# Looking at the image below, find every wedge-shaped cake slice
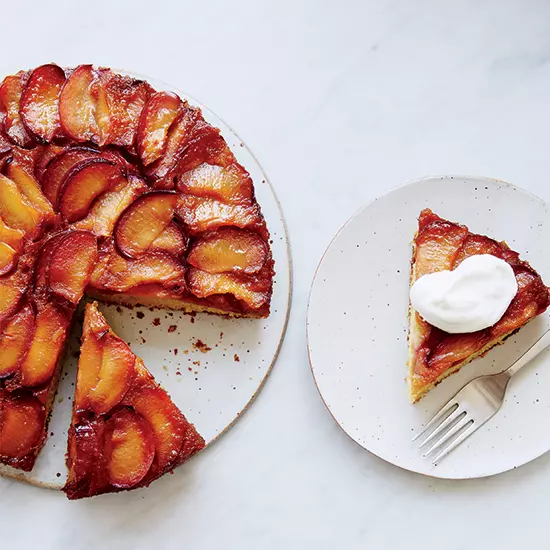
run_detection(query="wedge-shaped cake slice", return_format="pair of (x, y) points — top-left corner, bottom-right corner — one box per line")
(407, 209), (550, 403)
(63, 302), (205, 499)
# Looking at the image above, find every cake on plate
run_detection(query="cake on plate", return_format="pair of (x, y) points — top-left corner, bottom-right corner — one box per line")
(0, 64), (274, 473)
(407, 209), (550, 403)
(64, 302), (205, 499)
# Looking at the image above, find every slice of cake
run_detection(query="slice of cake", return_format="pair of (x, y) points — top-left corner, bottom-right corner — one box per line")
(407, 209), (550, 403)
(63, 302), (205, 499)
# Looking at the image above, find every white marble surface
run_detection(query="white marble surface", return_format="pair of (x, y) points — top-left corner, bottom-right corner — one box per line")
(2, 0), (550, 548)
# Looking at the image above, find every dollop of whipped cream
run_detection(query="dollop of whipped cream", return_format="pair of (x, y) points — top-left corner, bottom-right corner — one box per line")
(410, 254), (518, 334)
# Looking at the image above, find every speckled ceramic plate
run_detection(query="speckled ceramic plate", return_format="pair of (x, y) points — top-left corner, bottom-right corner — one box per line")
(307, 175), (550, 479)
(0, 75), (292, 489)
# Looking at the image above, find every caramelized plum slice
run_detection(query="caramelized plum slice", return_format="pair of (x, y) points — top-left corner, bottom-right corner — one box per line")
(41, 147), (100, 205)
(414, 217), (468, 279)
(0, 174), (41, 237)
(6, 158), (54, 220)
(0, 215), (24, 250)
(0, 216), (24, 273)
(177, 163), (252, 204)
(145, 105), (201, 181)
(64, 420), (105, 498)
(106, 408), (155, 488)
(491, 269), (548, 338)
(20, 64), (65, 141)
(0, 392), (45, 459)
(74, 302), (135, 415)
(59, 65), (103, 143)
(101, 71), (152, 149)
(150, 222), (187, 257)
(0, 254), (32, 327)
(176, 195), (261, 235)
(0, 71), (33, 147)
(124, 364), (187, 473)
(72, 175), (147, 237)
(91, 245), (186, 293)
(59, 159), (123, 223)
(48, 230), (98, 303)
(33, 144), (67, 181)
(453, 234), (508, 267)
(19, 301), (69, 387)
(169, 122), (234, 177)
(77, 334), (135, 416)
(187, 268), (269, 310)
(427, 331), (492, 375)
(77, 302), (137, 414)
(187, 228), (267, 275)
(0, 242), (17, 276)
(137, 91), (183, 165)
(115, 191), (178, 258)
(0, 303), (34, 378)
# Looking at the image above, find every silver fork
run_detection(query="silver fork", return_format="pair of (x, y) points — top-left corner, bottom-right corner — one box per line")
(413, 329), (550, 464)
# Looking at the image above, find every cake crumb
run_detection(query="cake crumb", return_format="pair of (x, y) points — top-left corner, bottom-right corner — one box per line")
(162, 365), (168, 371)
(193, 339), (212, 353)
(234, 354), (240, 362)
(174, 348), (178, 356)
(152, 317), (160, 326)
(116, 306), (122, 313)
(136, 311), (145, 319)
(168, 325), (177, 333)
(190, 317), (195, 324)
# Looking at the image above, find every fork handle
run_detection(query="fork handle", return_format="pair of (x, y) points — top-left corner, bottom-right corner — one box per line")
(505, 329), (550, 378)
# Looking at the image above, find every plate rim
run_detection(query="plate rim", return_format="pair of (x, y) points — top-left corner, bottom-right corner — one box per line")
(306, 174), (549, 480)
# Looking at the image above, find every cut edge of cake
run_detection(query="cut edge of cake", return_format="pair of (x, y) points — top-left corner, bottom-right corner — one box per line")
(87, 291), (269, 319)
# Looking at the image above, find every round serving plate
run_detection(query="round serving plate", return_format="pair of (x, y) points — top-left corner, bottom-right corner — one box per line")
(307, 175), (550, 479)
(0, 71), (292, 489)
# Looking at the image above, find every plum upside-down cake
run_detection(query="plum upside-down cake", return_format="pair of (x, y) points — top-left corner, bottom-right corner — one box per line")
(407, 209), (550, 403)
(0, 64), (274, 490)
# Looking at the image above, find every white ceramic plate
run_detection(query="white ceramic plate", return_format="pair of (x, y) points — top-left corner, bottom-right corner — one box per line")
(307, 175), (550, 479)
(0, 75), (292, 489)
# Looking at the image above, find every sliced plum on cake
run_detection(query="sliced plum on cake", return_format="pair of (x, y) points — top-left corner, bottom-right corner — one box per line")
(0, 71), (34, 147)
(20, 64), (66, 142)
